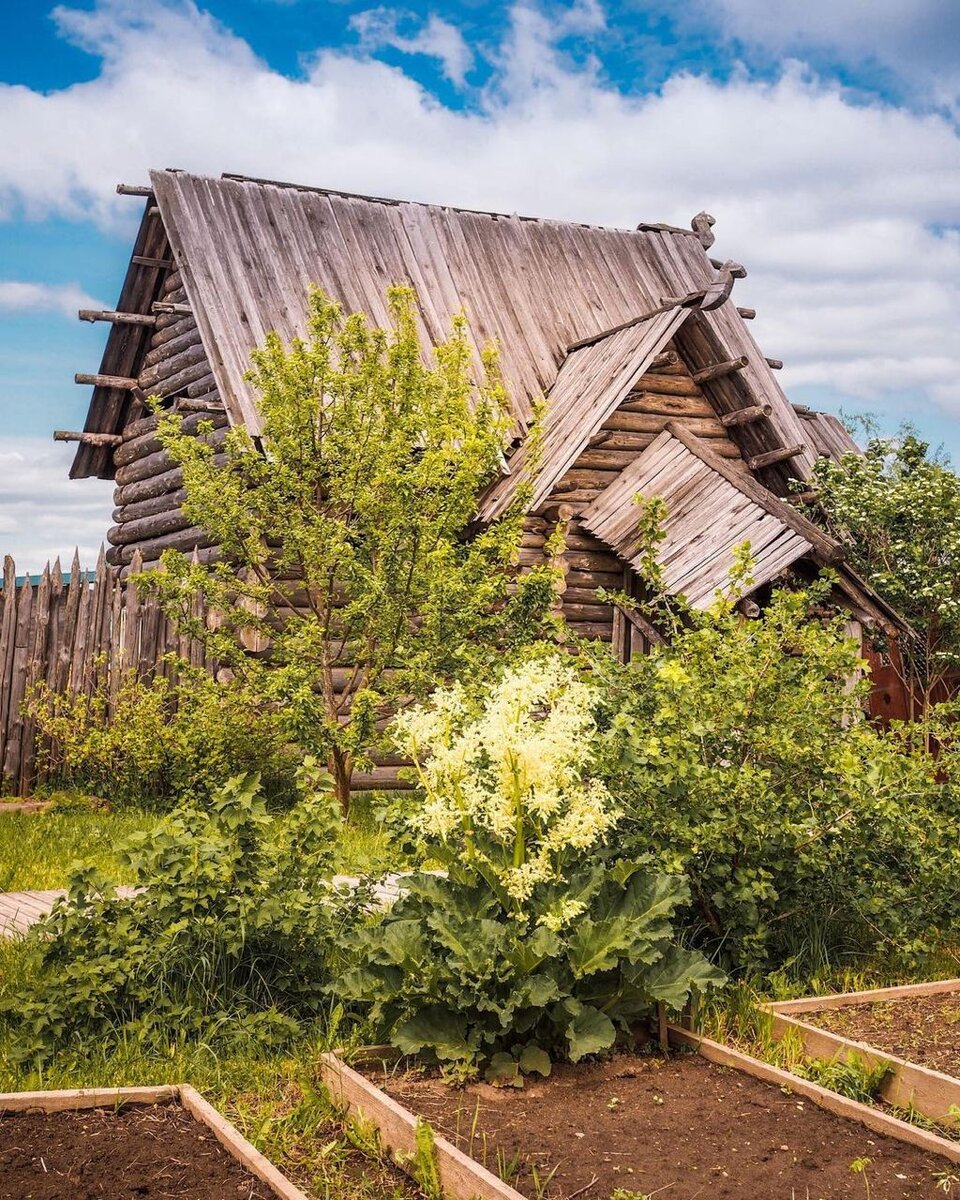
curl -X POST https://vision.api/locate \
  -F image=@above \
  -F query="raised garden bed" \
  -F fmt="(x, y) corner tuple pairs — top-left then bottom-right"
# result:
(764, 979), (960, 1127)
(319, 1030), (960, 1200)
(0, 1085), (310, 1200)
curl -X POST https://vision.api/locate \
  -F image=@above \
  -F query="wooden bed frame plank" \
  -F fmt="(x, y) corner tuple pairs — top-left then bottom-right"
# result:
(668, 1025), (960, 1164)
(318, 1051), (527, 1200)
(0, 1083), (311, 1200)
(760, 998), (960, 1126)
(766, 978), (960, 1015)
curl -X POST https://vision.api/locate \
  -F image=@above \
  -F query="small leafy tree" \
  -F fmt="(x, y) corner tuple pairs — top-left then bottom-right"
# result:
(812, 430), (960, 714)
(340, 656), (722, 1078)
(591, 580), (960, 977)
(147, 287), (556, 813)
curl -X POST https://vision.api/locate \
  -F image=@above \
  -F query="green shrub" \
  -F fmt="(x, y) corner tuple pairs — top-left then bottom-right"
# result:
(4, 766), (363, 1063)
(27, 666), (298, 811)
(339, 657), (723, 1079)
(590, 583), (960, 978)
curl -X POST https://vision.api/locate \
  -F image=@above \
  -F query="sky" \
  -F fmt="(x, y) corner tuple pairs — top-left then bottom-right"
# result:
(0, 0), (959, 571)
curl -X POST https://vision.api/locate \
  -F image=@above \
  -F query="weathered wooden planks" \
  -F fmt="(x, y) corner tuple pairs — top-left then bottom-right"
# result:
(579, 428), (820, 609)
(0, 555), (211, 796)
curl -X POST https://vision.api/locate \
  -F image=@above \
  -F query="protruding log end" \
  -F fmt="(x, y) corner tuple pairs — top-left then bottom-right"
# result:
(765, 357), (784, 370)
(745, 443), (805, 471)
(737, 307), (756, 320)
(116, 183), (153, 197)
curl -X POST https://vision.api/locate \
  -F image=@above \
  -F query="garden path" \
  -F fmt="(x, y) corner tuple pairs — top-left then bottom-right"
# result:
(0, 875), (404, 939)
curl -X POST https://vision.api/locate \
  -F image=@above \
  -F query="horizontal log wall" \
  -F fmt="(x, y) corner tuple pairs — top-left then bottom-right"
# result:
(529, 341), (745, 644)
(0, 551), (211, 797)
(107, 266), (225, 571)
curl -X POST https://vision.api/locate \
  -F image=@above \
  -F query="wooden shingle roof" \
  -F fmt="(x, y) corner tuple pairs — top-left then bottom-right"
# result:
(580, 424), (837, 609)
(477, 306), (691, 521)
(74, 171), (812, 483)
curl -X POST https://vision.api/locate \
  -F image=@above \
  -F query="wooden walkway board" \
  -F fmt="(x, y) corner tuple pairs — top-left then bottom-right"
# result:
(0, 879), (391, 939)
(0, 887), (139, 939)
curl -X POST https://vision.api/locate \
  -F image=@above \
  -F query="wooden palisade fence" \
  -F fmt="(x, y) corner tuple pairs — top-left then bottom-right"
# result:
(0, 549), (210, 796)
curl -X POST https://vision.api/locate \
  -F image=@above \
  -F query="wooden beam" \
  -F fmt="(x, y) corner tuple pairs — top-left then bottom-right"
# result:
(720, 402), (772, 427)
(745, 443), (805, 472)
(737, 307), (756, 320)
(78, 309), (157, 327)
(54, 430), (122, 447)
(693, 355), (749, 385)
(152, 301), (191, 316)
(75, 373), (139, 390)
(765, 357), (784, 370)
(116, 184), (153, 197)
(650, 350), (679, 370)
(132, 255), (174, 270)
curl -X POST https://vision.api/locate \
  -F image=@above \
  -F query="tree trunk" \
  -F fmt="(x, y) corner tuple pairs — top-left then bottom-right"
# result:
(330, 746), (352, 818)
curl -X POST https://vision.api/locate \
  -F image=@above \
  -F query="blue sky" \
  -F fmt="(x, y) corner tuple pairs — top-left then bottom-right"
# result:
(1, 0), (959, 568)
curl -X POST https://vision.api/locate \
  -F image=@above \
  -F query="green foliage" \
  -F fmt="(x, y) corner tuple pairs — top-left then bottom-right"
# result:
(4, 766), (363, 1063)
(145, 286), (557, 812)
(340, 658), (722, 1074)
(793, 1054), (892, 1106)
(591, 581), (960, 978)
(27, 667), (297, 811)
(812, 429), (960, 705)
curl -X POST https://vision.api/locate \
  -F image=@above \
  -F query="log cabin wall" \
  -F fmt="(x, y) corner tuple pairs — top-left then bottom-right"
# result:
(106, 268), (224, 575)
(520, 341), (745, 645)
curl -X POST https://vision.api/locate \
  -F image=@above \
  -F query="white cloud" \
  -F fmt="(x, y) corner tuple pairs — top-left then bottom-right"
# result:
(0, 281), (104, 318)
(0, 0), (957, 478)
(349, 8), (474, 86)
(697, 0), (960, 109)
(0, 439), (113, 573)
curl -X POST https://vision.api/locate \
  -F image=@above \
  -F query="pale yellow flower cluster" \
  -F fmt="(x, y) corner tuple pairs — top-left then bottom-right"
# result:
(391, 656), (619, 915)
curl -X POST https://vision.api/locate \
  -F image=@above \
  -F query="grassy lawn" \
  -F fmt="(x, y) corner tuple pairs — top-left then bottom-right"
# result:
(0, 792), (407, 894)
(0, 808), (156, 892)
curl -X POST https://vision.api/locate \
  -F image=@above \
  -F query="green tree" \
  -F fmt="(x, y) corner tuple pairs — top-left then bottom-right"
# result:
(590, 581), (960, 977)
(147, 287), (556, 814)
(812, 430), (960, 714)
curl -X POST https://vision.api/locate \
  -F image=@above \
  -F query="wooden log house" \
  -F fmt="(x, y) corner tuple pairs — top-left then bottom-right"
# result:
(63, 170), (907, 724)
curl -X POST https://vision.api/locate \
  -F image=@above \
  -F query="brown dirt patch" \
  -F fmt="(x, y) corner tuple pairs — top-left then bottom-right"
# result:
(0, 1103), (277, 1199)
(369, 1051), (957, 1199)
(806, 993), (960, 1077)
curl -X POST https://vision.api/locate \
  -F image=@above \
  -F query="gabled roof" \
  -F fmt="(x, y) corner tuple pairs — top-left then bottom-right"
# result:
(71, 170), (817, 486)
(578, 421), (906, 634)
(477, 306), (690, 521)
(580, 424), (838, 609)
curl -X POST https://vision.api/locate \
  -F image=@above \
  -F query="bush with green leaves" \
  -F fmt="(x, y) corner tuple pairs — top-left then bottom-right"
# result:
(339, 656), (723, 1081)
(812, 429), (960, 713)
(590, 581), (960, 978)
(27, 667), (298, 811)
(4, 765), (363, 1063)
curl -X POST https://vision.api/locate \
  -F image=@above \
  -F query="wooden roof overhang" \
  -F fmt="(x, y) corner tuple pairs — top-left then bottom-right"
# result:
(70, 201), (172, 479)
(579, 423), (906, 634)
(71, 169), (841, 499)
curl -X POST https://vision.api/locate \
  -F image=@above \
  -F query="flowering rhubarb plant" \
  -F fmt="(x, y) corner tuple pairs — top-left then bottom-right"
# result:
(340, 656), (723, 1080)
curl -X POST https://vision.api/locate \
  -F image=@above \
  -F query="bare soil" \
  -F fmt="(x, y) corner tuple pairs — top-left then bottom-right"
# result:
(370, 1051), (958, 1199)
(0, 1103), (276, 1199)
(807, 993), (960, 1077)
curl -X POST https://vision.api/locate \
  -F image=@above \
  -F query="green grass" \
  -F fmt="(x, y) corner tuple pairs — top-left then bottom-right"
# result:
(0, 809), (156, 891)
(0, 791), (408, 894)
